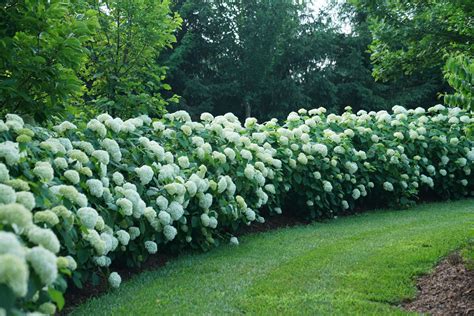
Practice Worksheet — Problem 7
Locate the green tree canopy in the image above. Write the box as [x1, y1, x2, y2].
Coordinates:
[352, 0, 474, 82]
[80, 0, 182, 117]
[0, 0, 97, 121]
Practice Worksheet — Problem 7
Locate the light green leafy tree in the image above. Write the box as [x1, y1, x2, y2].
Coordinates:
[80, 0, 182, 117]
[0, 0, 98, 121]
[352, 0, 474, 82]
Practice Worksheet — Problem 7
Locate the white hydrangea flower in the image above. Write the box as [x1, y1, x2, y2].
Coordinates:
[297, 153, 308, 165]
[145, 241, 158, 254]
[33, 210, 59, 227]
[200, 112, 214, 122]
[87, 179, 104, 197]
[177, 156, 190, 169]
[101, 138, 122, 162]
[185, 181, 198, 197]
[5, 114, 24, 130]
[108, 272, 122, 288]
[33, 161, 54, 182]
[323, 181, 333, 193]
[27, 226, 60, 253]
[117, 198, 133, 216]
[26, 246, 58, 285]
[64, 170, 80, 185]
[112, 171, 125, 185]
[244, 164, 255, 180]
[68, 149, 89, 164]
[0, 203, 33, 229]
[456, 157, 467, 167]
[15, 191, 35, 210]
[345, 161, 358, 174]
[200, 213, 211, 227]
[93, 256, 112, 267]
[209, 217, 218, 229]
[57, 185, 88, 207]
[52, 158, 68, 170]
[0, 253, 29, 297]
[129, 227, 140, 240]
[164, 183, 186, 196]
[87, 119, 107, 138]
[135, 165, 154, 185]
[245, 209, 256, 221]
[199, 193, 213, 209]
[158, 210, 172, 225]
[77, 207, 99, 229]
[224, 148, 236, 161]
[342, 200, 349, 210]
[104, 117, 123, 133]
[53, 121, 77, 134]
[352, 189, 361, 200]
[40, 138, 66, 154]
[0, 184, 16, 205]
[313, 144, 328, 157]
[163, 225, 178, 241]
[152, 121, 165, 131]
[116, 230, 130, 246]
[0, 163, 9, 182]
[83, 229, 107, 255]
[92, 150, 110, 165]
[467, 149, 474, 161]
[241, 149, 253, 160]
[181, 124, 192, 136]
[167, 201, 184, 221]
[383, 182, 394, 191]
[229, 236, 239, 246]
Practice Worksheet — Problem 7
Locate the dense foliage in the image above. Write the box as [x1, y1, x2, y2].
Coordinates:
[0, 0, 181, 121]
[2, 1, 469, 122]
[161, 0, 449, 120]
[0, 104, 473, 314]
[353, 0, 473, 82]
[0, 0, 97, 121]
[79, 0, 182, 117]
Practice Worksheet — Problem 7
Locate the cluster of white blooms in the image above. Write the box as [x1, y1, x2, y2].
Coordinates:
[0, 104, 472, 313]
[135, 165, 154, 185]
[108, 272, 122, 288]
[33, 161, 54, 182]
[0, 200, 77, 314]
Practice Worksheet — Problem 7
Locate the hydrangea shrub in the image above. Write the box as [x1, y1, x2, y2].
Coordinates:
[0, 105, 473, 314]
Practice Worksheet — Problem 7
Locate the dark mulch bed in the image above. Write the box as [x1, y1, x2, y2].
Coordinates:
[404, 254, 474, 315]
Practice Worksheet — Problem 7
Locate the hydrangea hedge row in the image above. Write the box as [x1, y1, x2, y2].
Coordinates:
[0, 104, 473, 314]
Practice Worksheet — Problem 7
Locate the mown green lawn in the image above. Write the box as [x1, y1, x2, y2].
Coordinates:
[71, 199, 474, 315]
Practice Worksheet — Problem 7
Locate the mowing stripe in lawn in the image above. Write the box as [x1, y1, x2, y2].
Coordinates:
[71, 199, 474, 315]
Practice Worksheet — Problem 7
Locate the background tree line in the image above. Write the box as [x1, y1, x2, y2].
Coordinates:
[0, 0, 472, 122]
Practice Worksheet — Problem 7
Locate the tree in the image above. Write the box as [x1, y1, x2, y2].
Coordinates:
[0, 0, 97, 121]
[351, 0, 474, 82]
[80, 0, 182, 117]
[163, 0, 448, 120]
[314, 0, 446, 112]
[162, 0, 311, 120]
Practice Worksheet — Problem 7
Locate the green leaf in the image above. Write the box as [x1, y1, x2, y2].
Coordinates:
[48, 287, 65, 311]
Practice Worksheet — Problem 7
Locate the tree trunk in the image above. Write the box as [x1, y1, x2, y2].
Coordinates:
[245, 99, 251, 118]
